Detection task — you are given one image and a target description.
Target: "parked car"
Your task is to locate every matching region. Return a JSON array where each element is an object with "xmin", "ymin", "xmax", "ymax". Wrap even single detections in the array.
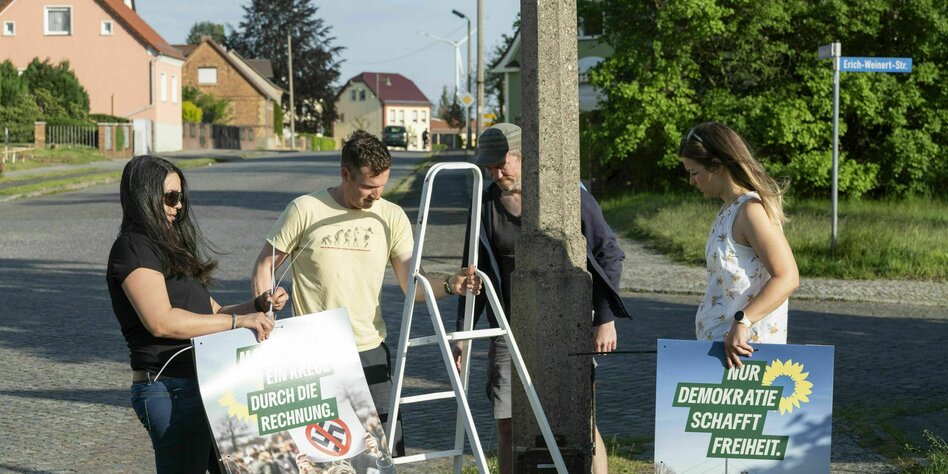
[{"xmin": 383, "ymin": 126, "xmax": 408, "ymax": 149}]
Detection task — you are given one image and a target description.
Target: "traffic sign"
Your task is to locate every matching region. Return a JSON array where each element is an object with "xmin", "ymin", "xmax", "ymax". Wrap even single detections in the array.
[
  {"xmin": 840, "ymin": 57, "xmax": 912, "ymax": 73},
  {"xmin": 817, "ymin": 43, "xmax": 839, "ymax": 60},
  {"xmin": 460, "ymin": 93, "xmax": 475, "ymax": 108}
]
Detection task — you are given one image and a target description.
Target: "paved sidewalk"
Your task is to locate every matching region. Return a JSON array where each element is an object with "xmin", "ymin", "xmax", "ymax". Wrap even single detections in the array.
[{"xmin": 618, "ymin": 238, "xmax": 948, "ymax": 308}]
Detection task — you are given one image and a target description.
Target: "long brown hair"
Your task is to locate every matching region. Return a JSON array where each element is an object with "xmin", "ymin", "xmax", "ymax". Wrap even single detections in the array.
[{"xmin": 677, "ymin": 122, "xmax": 789, "ymax": 225}]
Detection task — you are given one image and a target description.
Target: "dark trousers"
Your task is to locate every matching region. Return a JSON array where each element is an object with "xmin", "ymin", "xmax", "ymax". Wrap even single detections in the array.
[{"xmin": 360, "ymin": 342, "xmax": 405, "ymax": 457}]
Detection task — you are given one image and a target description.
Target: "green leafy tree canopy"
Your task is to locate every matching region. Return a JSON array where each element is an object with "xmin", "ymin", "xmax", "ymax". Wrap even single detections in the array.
[
  {"xmin": 586, "ymin": 0, "xmax": 946, "ymax": 198},
  {"xmin": 229, "ymin": 0, "xmax": 343, "ymax": 133},
  {"xmin": 438, "ymin": 86, "xmax": 465, "ymax": 130},
  {"xmin": 186, "ymin": 21, "xmax": 228, "ymax": 46}
]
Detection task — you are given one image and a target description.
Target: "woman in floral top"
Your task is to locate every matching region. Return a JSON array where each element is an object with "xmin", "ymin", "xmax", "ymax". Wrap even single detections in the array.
[{"xmin": 677, "ymin": 122, "xmax": 799, "ymax": 369}]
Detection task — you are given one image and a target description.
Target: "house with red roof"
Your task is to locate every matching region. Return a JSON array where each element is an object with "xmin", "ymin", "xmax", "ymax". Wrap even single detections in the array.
[
  {"xmin": 0, "ymin": 0, "xmax": 184, "ymax": 152},
  {"xmin": 333, "ymin": 72, "xmax": 432, "ymax": 150}
]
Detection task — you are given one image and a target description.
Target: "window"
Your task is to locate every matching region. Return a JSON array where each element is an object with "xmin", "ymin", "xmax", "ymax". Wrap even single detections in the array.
[
  {"xmin": 578, "ymin": 10, "xmax": 604, "ymax": 38},
  {"xmin": 412, "ymin": 110, "xmax": 418, "ymax": 123},
  {"xmin": 389, "ymin": 111, "xmax": 395, "ymax": 124},
  {"xmin": 421, "ymin": 110, "xmax": 427, "ymax": 123},
  {"xmin": 2, "ymin": 21, "xmax": 14, "ymax": 36},
  {"xmin": 358, "ymin": 89, "xmax": 366, "ymax": 101},
  {"xmin": 398, "ymin": 110, "xmax": 404, "ymax": 124},
  {"xmin": 198, "ymin": 67, "xmax": 217, "ymax": 84},
  {"xmin": 171, "ymin": 75, "xmax": 178, "ymax": 103},
  {"xmin": 350, "ymin": 89, "xmax": 356, "ymax": 101},
  {"xmin": 160, "ymin": 72, "xmax": 167, "ymax": 102},
  {"xmin": 45, "ymin": 6, "xmax": 72, "ymax": 35},
  {"xmin": 101, "ymin": 20, "xmax": 113, "ymax": 35}
]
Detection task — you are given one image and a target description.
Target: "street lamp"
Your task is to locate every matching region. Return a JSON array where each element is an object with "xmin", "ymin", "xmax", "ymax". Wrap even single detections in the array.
[{"xmin": 452, "ymin": 9, "xmax": 472, "ymax": 149}]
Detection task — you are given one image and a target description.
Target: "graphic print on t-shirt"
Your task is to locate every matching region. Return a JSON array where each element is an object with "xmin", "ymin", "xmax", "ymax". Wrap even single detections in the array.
[{"xmin": 317, "ymin": 223, "xmax": 379, "ymax": 251}]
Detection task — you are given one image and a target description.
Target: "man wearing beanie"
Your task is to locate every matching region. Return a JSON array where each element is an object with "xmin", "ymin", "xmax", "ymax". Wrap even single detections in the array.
[{"xmin": 454, "ymin": 123, "xmax": 631, "ymax": 473}]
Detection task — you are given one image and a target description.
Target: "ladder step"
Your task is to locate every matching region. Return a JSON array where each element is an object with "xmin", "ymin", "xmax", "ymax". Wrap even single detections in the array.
[
  {"xmin": 401, "ymin": 391, "xmax": 455, "ymax": 404},
  {"xmin": 407, "ymin": 328, "xmax": 507, "ymax": 348},
  {"xmin": 393, "ymin": 449, "xmax": 464, "ymax": 464}
]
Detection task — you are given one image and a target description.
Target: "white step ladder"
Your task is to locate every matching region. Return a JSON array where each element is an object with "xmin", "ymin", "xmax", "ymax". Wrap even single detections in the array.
[{"xmin": 385, "ymin": 162, "xmax": 567, "ymax": 473}]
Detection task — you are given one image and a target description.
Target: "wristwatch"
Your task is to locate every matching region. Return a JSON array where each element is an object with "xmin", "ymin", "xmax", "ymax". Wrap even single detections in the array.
[{"xmin": 734, "ymin": 310, "xmax": 752, "ymax": 328}]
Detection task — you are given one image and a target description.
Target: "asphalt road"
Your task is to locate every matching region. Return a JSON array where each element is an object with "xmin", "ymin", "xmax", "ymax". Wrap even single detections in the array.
[{"xmin": 0, "ymin": 151, "xmax": 944, "ymax": 473}]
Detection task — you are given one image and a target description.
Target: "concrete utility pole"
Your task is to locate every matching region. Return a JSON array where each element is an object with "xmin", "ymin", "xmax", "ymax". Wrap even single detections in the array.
[
  {"xmin": 287, "ymin": 32, "xmax": 296, "ymax": 151},
  {"xmin": 513, "ymin": 1, "xmax": 592, "ymax": 472},
  {"xmin": 476, "ymin": 0, "xmax": 484, "ymax": 152}
]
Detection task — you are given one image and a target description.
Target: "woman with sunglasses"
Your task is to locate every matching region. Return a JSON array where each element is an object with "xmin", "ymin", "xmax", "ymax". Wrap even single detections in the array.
[
  {"xmin": 677, "ymin": 122, "xmax": 799, "ymax": 369},
  {"xmin": 106, "ymin": 155, "xmax": 287, "ymax": 473}
]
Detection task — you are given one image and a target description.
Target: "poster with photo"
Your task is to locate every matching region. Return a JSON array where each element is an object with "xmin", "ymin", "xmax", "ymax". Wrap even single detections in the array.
[
  {"xmin": 193, "ymin": 308, "xmax": 395, "ymax": 473},
  {"xmin": 655, "ymin": 339, "xmax": 834, "ymax": 473}
]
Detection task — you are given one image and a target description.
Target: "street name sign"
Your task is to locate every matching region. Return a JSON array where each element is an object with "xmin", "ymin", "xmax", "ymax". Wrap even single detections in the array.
[{"xmin": 840, "ymin": 57, "xmax": 912, "ymax": 73}]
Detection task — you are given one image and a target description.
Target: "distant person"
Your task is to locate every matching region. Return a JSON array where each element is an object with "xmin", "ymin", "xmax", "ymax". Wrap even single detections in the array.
[
  {"xmin": 106, "ymin": 155, "xmax": 287, "ymax": 473},
  {"xmin": 455, "ymin": 123, "xmax": 631, "ymax": 474},
  {"xmin": 422, "ymin": 128, "xmax": 430, "ymax": 150},
  {"xmin": 252, "ymin": 130, "xmax": 481, "ymax": 457},
  {"xmin": 677, "ymin": 122, "xmax": 799, "ymax": 368}
]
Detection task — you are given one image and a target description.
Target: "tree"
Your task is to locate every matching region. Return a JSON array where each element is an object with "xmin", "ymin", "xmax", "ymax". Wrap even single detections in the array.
[
  {"xmin": 186, "ymin": 21, "xmax": 227, "ymax": 46},
  {"xmin": 229, "ymin": 0, "xmax": 342, "ymax": 133},
  {"xmin": 585, "ymin": 0, "xmax": 947, "ymax": 198},
  {"xmin": 20, "ymin": 58, "xmax": 89, "ymax": 119},
  {"xmin": 438, "ymin": 86, "xmax": 465, "ymax": 130}
]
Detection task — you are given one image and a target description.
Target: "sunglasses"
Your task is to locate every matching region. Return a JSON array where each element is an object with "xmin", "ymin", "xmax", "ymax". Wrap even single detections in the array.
[{"xmin": 163, "ymin": 191, "xmax": 183, "ymax": 207}]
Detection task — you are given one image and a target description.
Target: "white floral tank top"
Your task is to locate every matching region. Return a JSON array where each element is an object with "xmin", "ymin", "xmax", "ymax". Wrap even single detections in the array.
[{"xmin": 695, "ymin": 192, "xmax": 788, "ymax": 343}]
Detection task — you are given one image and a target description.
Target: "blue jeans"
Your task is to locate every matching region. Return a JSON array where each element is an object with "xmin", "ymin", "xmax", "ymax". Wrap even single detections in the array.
[{"xmin": 130, "ymin": 377, "xmax": 220, "ymax": 474}]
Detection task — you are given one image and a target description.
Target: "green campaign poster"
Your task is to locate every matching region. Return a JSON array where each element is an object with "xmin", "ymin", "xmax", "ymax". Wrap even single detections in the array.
[{"xmin": 655, "ymin": 339, "xmax": 834, "ymax": 473}]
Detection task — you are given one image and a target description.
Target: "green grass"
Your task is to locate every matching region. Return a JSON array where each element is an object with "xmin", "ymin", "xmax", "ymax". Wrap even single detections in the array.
[
  {"xmin": 0, "ymin": 158, "xmax": 217, "ymax": 197},
  {"xmin": 0, "ymin": 166, "xmax": 99, "ymax": 184},
  {"xmin": 837, "ymin": 400, "xmax": 948, "ymax": 472},
  {"xmin": 1, "ymin": 146, "xmax": 108, "ymax": 172},
  {"xmin": 600, "ymin": 192, "xmax": 948, "ymax": 281}
]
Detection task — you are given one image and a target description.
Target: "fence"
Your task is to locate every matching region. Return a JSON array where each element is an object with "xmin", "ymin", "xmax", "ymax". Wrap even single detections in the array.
[
  {"xmin": 3, "ymin": 123, "xmax": 35, "ymax": 145},
  {"xmin": 47, "ymin": 124, "xmax": 98, "ymax": 148},
  {"xmin": 183, "ymin": 122, "xmax": 268, "ymax": 150},
  {"xmin": 28, "ymin": 122, "xmax": 133, "ymax": 158}
]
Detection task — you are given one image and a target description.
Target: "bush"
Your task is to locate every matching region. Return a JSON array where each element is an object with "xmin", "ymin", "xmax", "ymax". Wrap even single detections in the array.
[
  {"xmin": 311, "ymin": 135, "xmax": 334, "ymax": 151},
  {"xmin": 115, "ymin": 125, "xmax": 125, "ymax": 150},
  {"xmin": 273, "ymin": 102, "xmax": 284, "ymax": 135},
  {"xmin": 182, "ymin": 101, "xmax": 202, "ymax": 123},
  {"xmin": 89, "ymin": 113, "xmax": 129, "ymax": 123}
]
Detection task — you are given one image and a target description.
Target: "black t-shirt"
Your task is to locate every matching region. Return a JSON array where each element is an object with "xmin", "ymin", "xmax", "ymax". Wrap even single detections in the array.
[
  {"xmin": 106, "ymin": 231, "xmax": 212, "ymax": 379},
  {"xmin": 489, "ymin": 185, "xmax": 520, "ymax": 315}
]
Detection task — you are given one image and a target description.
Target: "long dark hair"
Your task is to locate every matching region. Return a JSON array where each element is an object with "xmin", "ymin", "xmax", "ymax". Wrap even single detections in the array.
[
  {"xmin": 119, "ymin": 155, "xmax": 218, "ymax": 285},
  {"xmin": 678, "ymin": 122, "xmax": 789, "ymax": 225}
]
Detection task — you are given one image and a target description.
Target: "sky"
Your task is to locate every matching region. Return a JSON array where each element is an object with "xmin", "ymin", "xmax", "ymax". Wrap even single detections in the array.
[{"xmin": 135, "ymin": 0, "xmax": 521, "ymax": 108}]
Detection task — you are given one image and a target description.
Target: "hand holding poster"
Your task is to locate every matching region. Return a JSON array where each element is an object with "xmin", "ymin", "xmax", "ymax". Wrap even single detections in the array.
[
  {"xmin": 655, "ymin": 339, "xmax": 834, "ymax": 473},
  {"xmin": 193, "ymin": 308, "xmax": 395, "ymax": 473}
]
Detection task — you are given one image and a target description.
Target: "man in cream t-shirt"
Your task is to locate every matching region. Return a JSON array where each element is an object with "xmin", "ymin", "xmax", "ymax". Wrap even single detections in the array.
[{"xmin": 252, "ymin": 130, "xmax": 478, "ymax": 456}]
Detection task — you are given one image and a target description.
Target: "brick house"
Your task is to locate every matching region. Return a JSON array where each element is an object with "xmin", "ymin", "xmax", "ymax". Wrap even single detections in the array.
[
  {"xmin": 333, "ymin": 72, "xmax": 432, "ymax": 150},
  {"xmin": 0, "ymin": 0, "xmax": 184, "ymax": 153},
  {"xmin": 176, "ymin": 38, "xmax": 284, "ymax": 150}
]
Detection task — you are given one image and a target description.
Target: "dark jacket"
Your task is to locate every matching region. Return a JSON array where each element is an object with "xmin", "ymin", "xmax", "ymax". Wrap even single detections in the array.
[{"xmin": 457, "ymin": 184, "xmax": 631, "ymax": 330}]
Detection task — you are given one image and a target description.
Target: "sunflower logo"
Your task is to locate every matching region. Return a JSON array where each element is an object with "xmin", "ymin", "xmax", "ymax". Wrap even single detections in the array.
[{"xmin": 761, "ymin": 359, "xmax": 814, "ymax": 415}]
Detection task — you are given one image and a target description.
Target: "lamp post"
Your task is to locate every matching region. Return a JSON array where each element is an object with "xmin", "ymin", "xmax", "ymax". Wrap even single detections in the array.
[{"xmin": 452, "ymin": 9, "xmax": 472, "ymax": 150}]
